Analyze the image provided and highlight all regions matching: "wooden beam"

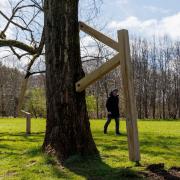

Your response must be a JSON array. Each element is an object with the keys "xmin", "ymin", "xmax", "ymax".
[
  {"xmin": 118, "ymin": 29, "xmax": 140, "ymax": 162},
  {"xmin": 76, "ymin": 53, "xmax": 120, "ymax": 92},
  {"xmin": 79, "ymin": 21, "xmax": 119, "ymax": 51}
]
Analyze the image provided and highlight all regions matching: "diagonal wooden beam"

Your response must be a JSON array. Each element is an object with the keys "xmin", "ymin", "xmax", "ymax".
[
  {"xmin": 76, "ymin": 53, "xmax": 120, "ymax": 92},
  {"xmin": 79, "ymin": 21, "xmax": 119, "ymax": 51}
]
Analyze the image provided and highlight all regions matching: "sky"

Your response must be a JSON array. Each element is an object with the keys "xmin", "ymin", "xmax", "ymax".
[
  {"xmin": 0, "ymin": 0, "xmax": 180, "ymax": 70},
  {"xmin": 98, "ymin": 0, "xmax": 180, "ymax": 40},
  {"xmin": 1, "ymin": 0, "xmax": 180, "ymax": 41}
]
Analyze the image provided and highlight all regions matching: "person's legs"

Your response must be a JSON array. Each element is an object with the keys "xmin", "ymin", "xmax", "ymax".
[
  {"xmin": 104, "ymin": 117, "xmax": 111, "ymax": 134},
  {"xmin": 115, "ymin": 117, "xmax": 120, "ymax": 134}
]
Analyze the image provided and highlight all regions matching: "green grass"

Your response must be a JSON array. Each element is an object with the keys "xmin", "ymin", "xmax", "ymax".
[{"xmin": 0, "ymin": 118, "xmax": 179, "ymax": 179}]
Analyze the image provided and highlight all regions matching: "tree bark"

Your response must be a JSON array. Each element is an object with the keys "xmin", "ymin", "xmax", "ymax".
[
  {"xmin": 16, "ymin": 78, "xmax": 29, "ymax": 116},
  {"xmin": 43, "ymin": 0, "xmax": 98, "ymax": 162}
]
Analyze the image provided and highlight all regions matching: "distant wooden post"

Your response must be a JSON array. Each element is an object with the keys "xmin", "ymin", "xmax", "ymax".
[
  {"xmin": 21, "ymin": 110, "xmax": 31, "ymax": 135},
  {"xmin": 118, "ymin": 30, "xmax": 140, "ymax": 162}
]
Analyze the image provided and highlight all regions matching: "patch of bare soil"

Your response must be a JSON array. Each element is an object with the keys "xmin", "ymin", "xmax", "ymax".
[{"xmin": 139, "ymin": 163, "xmax": 180, "ymax": 180}]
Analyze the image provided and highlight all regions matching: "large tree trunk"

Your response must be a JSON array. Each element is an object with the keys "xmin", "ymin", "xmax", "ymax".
[{"xmin": 43, "ymin": 0, "xmax": 98, "ymax": 162}]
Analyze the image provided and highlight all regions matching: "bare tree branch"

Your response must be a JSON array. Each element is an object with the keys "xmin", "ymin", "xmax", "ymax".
[
  {"xmin": 29, "ymin": 70, "xmax": 45, "ymax": 76},
  {"xmin": 0, "ymin": 10, "xmax": 31, "ymax": 32},
  {"xmin": 0, "ymin": 39, "xmax": 36, "ymax": 54}
]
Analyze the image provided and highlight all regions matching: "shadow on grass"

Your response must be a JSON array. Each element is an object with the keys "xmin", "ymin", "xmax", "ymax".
[
  {"xmin": 63, "ymin": 155, "xmax": 141, "ymax": 180},
  {"xmin": 140, "ymin": 135, "xmax": 180, "ymax": 160},
  {"xmin": 0, "ymin": 131, "xmax": 141, "ymax": 179},
  {"xmin": 0, "ymin": 129, "xmax": 179, "ymax": 179},
  {"xmin": 96, "ymin": 131, "xmax": 180, "ymax": 161},
  {"xmin": 21, "ymin": 147, "xmax": 141, "ymax": 180},
  {"xmin": 0, "ymin": 132, "xmax": 44, "ymax": 142},
  {"xmin": 0, "ymin": 132, "xmax": 44, "ymax": 136},
  {"xmin": 95, "ymin": 134, "xmax": 128, "ymax": 152},
  {"xmin": 21, "ymin": 145, "xmax": 141, "ymax": 179},
  {"xmin": 0, "ymin": 132, "xmax": 45, "ymax": 158},
  {"xmin": 21, "ymin": 147, "xmax": 142, "ymax": 180}
]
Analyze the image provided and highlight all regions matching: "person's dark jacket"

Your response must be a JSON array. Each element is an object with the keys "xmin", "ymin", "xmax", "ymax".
[{"xmin": 106, "ymin": 92, "xmax": 120, "ymax": 118}]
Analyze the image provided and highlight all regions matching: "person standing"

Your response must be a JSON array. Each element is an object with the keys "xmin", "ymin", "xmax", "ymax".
[{"xmin": 104, "ymin": 88, "xmax": 120, "ymax": 135}]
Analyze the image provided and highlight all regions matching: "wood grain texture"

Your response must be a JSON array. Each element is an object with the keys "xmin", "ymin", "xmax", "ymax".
[
  {"xmin": 76, "ymin": 53, "xmax": 120, "ymax": 92},
  {"xmin": 118, "ymin": 29, "xmax": 140, "ymax": 162},
  {"xmin": 79, "ymin": 21, "xmax": 119, "ymax": 51}
]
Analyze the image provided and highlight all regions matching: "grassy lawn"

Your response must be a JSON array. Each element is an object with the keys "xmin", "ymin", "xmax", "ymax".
[{"xmin": 0, "ymin": 118, "xmax": 179, "ymax": 179}]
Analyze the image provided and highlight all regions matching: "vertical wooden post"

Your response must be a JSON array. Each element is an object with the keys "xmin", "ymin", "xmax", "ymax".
[
  {"xmin": 21, "ymin": 110, "xmax": 31, "ymax": 135},
  {"xmin": 118, "ymin": 29, "xmax": 140, "ymax": 162},
  {"xmin": 26, "ymin": 112, "xmax": 31, "ymax": 135}
]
